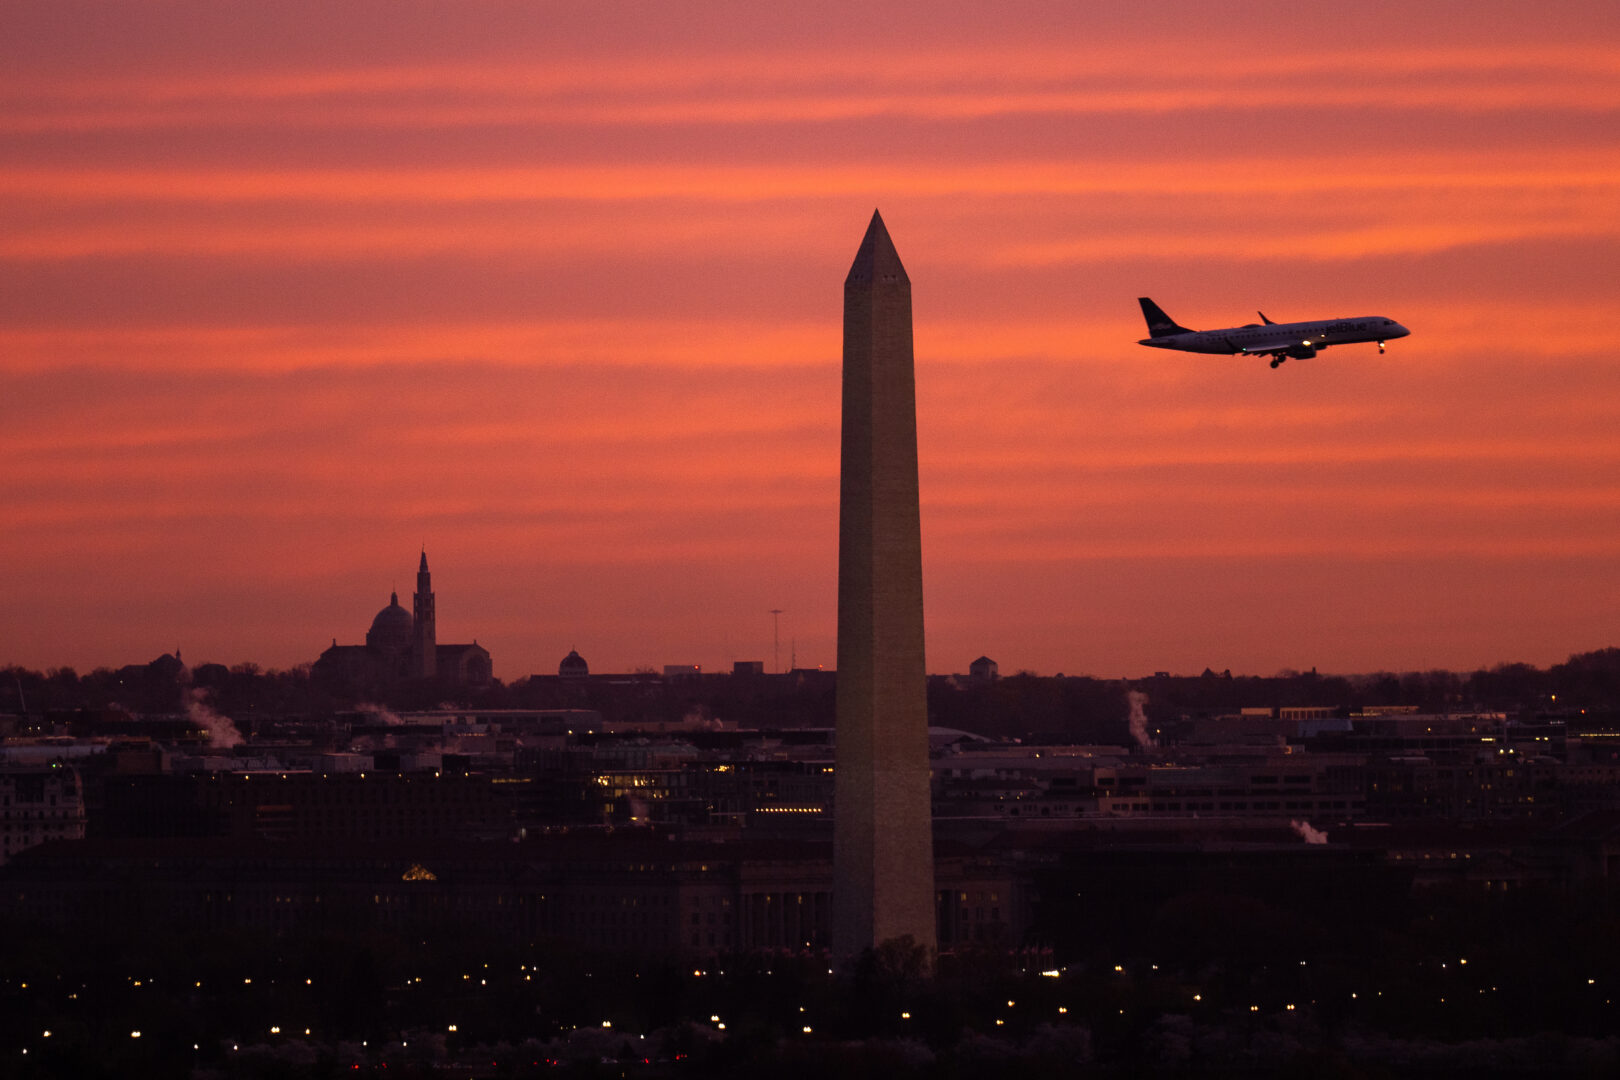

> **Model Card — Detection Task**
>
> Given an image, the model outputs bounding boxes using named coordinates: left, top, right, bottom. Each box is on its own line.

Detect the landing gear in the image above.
left=1269, top=357, right=1283, bottom=369
left=1378, top=339, right=1386, bottom=353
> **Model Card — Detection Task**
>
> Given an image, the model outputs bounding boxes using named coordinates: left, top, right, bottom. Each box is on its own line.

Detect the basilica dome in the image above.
left=365, top=592, right=414, bottom=653
left=559, top=649, right=589, bottom=678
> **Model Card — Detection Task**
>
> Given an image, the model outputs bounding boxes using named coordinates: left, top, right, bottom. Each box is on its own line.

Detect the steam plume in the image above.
left=1291, top=820, right=1329, bottom=844
left=1127, top=690, right=1156, bottom=749
left=357, top=702, right=406, bottom=726
left=185, top=687, right=243, bottom=748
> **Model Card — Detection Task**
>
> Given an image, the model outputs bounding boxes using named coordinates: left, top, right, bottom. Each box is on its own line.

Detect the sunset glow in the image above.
left=5, top=1, right=1619, bottom=677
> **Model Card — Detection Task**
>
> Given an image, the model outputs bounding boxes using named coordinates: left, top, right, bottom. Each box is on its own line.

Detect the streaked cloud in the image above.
left=6, top=45, right=1618, bottom=133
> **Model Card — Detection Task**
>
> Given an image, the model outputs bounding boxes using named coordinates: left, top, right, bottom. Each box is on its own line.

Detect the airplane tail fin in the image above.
left=1138, top=297, right=1193, bottom=337
left=1258, top=310, right=1276, bottom=325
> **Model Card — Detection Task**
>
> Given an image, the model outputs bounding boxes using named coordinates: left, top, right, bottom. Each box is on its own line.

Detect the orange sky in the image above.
left=4, top=1, right=1620, bottom=679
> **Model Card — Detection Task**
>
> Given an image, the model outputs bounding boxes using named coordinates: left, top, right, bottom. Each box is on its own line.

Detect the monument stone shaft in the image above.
left=833, top=210, right=937, bottom=962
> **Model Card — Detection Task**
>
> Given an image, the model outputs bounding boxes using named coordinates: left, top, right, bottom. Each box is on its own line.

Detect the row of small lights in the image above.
left=14, top=960, right=1613, bottom=1057
left=15, top=959, right=1602, bottom=987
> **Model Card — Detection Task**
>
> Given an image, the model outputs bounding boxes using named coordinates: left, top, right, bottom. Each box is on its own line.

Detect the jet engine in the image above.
left=1284, top=344, right=1318, bottom=360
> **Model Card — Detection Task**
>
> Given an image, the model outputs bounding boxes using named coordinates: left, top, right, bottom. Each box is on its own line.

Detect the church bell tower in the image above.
left=413, top=550, right=437, bottom=680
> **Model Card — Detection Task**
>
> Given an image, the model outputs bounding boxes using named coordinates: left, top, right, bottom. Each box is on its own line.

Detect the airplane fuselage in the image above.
left=1135, top=298, right=1410, bottom=367
left=1139, top=316, right=1407, bottom=356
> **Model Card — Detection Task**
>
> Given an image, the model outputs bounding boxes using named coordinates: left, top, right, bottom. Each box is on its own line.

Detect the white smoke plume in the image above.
left=185, top=687, right=243, bottom=749
left=682, top=706, right=725, bottom=730
left=1127, top=690, right=1156, bottom=749
left=1291, top=819, right=1329, bottom=844
left=356, top=702, right=406, bottom=726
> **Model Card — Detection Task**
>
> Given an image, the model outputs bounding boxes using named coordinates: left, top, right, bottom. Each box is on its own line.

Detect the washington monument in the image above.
left=833, top=210, right=938, bottom=963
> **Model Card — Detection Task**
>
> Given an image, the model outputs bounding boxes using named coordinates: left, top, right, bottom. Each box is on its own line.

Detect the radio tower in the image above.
left=769, top=609, right=784, bottom=673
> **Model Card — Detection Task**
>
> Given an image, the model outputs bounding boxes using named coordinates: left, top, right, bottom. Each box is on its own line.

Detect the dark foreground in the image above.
left=5, top=879, right=1620, bottom=1078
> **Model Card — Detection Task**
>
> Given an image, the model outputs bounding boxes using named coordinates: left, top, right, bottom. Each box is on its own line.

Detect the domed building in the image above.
left=314, top=552, right=492, bottom=691
left=558, top=649, right=589, bottom=679
left=365, top=593, right=414, bottom=655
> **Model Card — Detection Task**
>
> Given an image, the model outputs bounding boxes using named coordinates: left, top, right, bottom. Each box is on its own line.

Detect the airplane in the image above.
left=1137, top=297, right=1410, bottom=368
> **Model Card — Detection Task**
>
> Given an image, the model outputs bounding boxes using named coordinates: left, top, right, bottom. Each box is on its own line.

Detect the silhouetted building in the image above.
left=108, top=651, right=189, bottom=711
left=559, top=650, right=589, bottom=678
left=969, top=656, right=999, bottom=682
left=314, top=552, right=491, bottom=691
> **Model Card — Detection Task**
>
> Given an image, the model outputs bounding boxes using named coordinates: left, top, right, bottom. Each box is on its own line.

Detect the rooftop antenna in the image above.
left=769, top=609, right=784, bottom=673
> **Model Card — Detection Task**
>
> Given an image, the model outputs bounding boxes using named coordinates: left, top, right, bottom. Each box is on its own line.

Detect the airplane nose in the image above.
left=1392, top=323, right=1411, bottom=338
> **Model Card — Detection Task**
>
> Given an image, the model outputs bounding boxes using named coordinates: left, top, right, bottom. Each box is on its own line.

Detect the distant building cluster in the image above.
left=5, top=702, right=1017, bottom=954
left=4, top=683, right=1620, bottom=957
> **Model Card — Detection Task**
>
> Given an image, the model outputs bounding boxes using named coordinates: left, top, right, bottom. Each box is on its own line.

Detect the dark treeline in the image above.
left=5, top=646, right=1620, bottom=741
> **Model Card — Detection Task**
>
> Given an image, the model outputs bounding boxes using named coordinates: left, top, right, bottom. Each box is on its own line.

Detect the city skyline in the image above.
left=5, top=2, right=1620, bottom=679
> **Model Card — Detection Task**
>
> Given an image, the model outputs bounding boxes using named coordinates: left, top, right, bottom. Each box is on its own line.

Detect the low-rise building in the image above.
left=0, top=766, right=86, bottom=865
